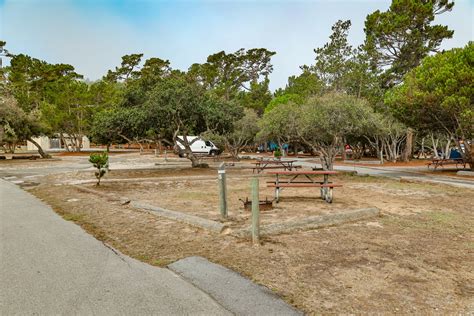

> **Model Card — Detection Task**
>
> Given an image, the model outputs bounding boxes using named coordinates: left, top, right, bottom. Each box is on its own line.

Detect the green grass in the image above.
left=61, top=213, right=85, bottom=222
left=426, top=211, right=457, bottom=224
left=152, top=258, right=170, bottom=266
left=384, top=181, right=449, bottom=193
left=135, top=254, right=151, bottom=261
left=465, top=242, right=474, bottom=250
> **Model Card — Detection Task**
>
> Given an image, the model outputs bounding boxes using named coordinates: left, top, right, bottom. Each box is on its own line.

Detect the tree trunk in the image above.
left=402, top=128, right=413, bottom=162
left=431, top=133, right=439, bottom=158
left=324, top=156, right=334, bottom=170
left=78, top=136, right=83, bottom=152
left=157, top=141, right=163, bottom=155
left=341, top=138, right=347, bottom=161
left=71, top=134, right=81, bottom=152
left=417, top=137, right=425, bottom=159
left=72, top=135, right=82, bottom=152
left=7, top=142, right=16, bottom=154
left=455, top=139, right=472, bottom=170
left=374, top=137, right=381, bottom=159
left=317, top=146, right=336, bottom=170
left=277, top=139, right=286, bottom=157
left=60, top=133, right=70, bottom=152
left=177, top=133, right=203, bottom=168
left=27, top=137, right=50, bottom=158
left=188, top=151, right=200, bottom=167
left=444, top=135, right=452, bottom=159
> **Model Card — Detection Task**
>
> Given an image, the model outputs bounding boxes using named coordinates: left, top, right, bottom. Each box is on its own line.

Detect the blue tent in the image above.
left=449, top=148, right=462, bottom=159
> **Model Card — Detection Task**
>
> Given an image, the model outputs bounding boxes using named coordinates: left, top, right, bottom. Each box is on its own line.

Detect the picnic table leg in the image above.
left=275, top=174, right=280, bottom=203
left=325, top=188, right=333, bottom=203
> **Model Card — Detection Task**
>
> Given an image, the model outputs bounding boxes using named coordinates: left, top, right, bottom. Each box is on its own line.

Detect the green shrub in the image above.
left=89, top=152, right=109, bottom=185
left=274, top=148, right=282, bottom=159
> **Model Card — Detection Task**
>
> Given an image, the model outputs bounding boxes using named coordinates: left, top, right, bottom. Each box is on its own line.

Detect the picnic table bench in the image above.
left=427, top=158, right=466, bottom=170
left=252, top=159, right=300, bottom=174
left=267, top=170, right=342, bottom=203
left=198, top=153, right=237, bottom=162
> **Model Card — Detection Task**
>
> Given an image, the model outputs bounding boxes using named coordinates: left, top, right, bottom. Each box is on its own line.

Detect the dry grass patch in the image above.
left=28, top=168, right=474, bottom=314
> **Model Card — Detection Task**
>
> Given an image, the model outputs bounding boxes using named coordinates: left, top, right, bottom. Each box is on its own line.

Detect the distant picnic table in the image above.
left=252, top=158, right=300, bottom=174
left=266, top=170, right=342, bottom=203
left=427, top=158, right=466, bottom=170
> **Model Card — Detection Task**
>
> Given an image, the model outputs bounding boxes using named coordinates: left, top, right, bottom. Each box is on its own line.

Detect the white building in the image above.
left=27, top=135, right=90, bottom=151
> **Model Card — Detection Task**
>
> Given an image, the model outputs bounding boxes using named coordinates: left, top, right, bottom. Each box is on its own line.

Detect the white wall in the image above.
left=26, top=135, right=90, bottom=151
left=26, top=136, right=50, bottom=151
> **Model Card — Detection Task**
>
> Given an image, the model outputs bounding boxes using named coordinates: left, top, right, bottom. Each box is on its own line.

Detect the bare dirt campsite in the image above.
left=3, top=153, right=473, bottom=314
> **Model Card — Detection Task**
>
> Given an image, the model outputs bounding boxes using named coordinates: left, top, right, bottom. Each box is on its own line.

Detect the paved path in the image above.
left=292, top=159, right=474, bottom=189
left=0, top=180, right=230, bottom=315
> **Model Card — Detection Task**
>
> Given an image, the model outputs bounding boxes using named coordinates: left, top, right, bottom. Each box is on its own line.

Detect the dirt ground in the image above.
left=20, top=164, right=474, bottom=314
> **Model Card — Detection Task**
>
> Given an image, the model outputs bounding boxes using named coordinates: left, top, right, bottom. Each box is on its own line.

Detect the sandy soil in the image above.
left=23, top=165, right=474, bottom=314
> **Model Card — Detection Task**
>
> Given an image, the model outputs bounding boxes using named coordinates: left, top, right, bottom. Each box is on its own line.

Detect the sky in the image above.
left=0, top=0, right=473, bottom=90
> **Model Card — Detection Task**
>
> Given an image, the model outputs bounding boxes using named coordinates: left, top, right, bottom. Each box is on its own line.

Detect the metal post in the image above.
left=251, top=177, right=260, bottom=244
left=218, top=164, right=227, bottom=219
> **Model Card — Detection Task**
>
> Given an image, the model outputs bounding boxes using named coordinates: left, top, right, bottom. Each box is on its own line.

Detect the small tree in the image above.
left=297, top=93, right=377, bottom=170
left=273, top=148, right=282, bottom=159
left=145, top=73, right=240, bottom=167
left=0, top=95, right=51, bottom=158
left=258, top=101, right=300, bottom=157
left=205, top=108, right=259, bottom=160
left=89, top=152, right=109, bottom=185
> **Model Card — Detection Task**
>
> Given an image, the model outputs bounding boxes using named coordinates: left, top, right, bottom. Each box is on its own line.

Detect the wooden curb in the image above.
left=234, top=207, right=381, bottom=237
left=73, top=185, right=131, bottom=204
left=457, top=170, right=474, bottom=177
left=66, top=174, right=255, bottom=185
left=131, top=201, right=227, bottom=234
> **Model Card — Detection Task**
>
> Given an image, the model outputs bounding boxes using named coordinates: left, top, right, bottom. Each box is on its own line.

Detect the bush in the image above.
left=274, top=148, right=282, bottom=159
left=89, top=152, right=109, bottom=185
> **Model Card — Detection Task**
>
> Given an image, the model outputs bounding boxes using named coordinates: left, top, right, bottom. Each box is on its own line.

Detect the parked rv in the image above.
left=175, top=136, right=220, bottom=157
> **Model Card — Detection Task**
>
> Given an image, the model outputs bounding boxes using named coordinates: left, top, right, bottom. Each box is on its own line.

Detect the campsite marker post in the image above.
left=218, top=164, right=228, bottom=219
left=251, top=177, right=260, bottom=244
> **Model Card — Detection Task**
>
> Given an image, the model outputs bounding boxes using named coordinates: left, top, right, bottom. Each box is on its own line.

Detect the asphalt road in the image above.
left=0, top=179, right=230, bottom=315
left=292, top=158, right=474, bottom=189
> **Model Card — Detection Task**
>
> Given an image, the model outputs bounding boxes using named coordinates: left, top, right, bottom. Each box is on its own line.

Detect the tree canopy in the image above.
left=0, top=0, right=469, bottom=166
left=386, top=42, right=473, bottom=165
left=364, top=0, right=454, bottom=87
left=189, top=48, right=276, bottom=101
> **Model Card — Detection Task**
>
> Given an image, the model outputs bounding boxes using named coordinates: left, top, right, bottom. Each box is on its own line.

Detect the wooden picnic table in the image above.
left=427, top=158, right=466, bottom=170
left=252, top=159, right=299, bottom=174
left=266, top=170, right=341, bottom=203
